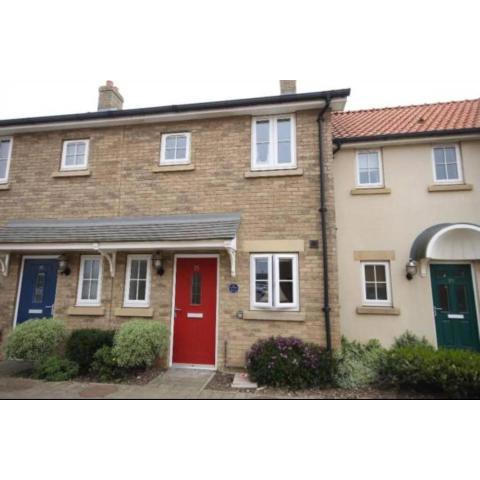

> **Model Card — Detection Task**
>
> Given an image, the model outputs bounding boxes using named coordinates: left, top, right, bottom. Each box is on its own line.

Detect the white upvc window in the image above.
left=77, top=255, right=103, bottom=306
left=160, top=132, right=191, bottom=165
left=251, top=115, right=296, bottom=170
left=0, top=137, right=13, bottom=184
left=61, top=139, right=90, bottom=171
left=432, top=144, right=463, bottom=184
left=356, top=150, right=383, bottom=187
left=124, top=254, right=151, bottom=308
left=361, top=261, right=392, bottom=307
left=250, top=254, right=299, bottom=310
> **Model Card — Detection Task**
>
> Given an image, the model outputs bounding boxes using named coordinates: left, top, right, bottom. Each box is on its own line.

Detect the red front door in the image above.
left=172, top=257, right=217, bottom=366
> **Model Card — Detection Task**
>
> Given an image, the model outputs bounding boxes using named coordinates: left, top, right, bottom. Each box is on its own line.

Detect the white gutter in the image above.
left=0, top=238, right=238, bottom=277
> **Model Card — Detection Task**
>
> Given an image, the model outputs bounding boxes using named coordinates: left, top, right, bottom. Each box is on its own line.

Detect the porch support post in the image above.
left=93, top=244, right=116, bottom=277
left=225, top=238, right=237, bottom=277
left=0, top=253, right=10, bottom=277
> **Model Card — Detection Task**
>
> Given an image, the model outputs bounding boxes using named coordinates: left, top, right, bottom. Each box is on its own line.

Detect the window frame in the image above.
left=0, top=137, right=13, bottom=184
left=76, top=255, right=103, bottom=307
left=250, top=253, right=299, bottom=311
left=361, top=261, right=392, bottom=307
left=251, top=115, right=297, bottom=171
left=124, top=254, right=152, bottom=308
left=160, top=132, right=191, bottom=166
left=61, top=139, right=90, bottom=171
left=355, top=149, right=384, bottom=188
left=432, top=144, right=463, bottom=184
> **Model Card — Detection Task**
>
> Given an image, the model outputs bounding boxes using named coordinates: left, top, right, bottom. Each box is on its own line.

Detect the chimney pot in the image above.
left=98, top=80, right=124, bottom=111
left=280, top=80, right=297, bottom=95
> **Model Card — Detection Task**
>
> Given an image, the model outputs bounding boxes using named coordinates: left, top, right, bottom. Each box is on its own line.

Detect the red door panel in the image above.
left=172, top=257, right=217, bottom=366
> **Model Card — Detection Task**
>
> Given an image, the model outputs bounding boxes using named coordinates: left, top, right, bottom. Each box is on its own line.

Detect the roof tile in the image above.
left=332, top=98, right=480, bottom=140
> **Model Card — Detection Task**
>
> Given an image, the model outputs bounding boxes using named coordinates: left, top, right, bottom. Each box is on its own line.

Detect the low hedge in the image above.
left=90, top=346, right=124, bottom=382
left=380, top=345, right=480, bottom=399
left=113, top=320, right=170, bottom=369
left=65, top=329, right=115, bottom=373
left=5, top=318, right=67, bottom=362
left=33, top=356, right=79, bottom=382
left=246, top=336, right=333, bottom=389
left=333, top=337, right=385, bottom=389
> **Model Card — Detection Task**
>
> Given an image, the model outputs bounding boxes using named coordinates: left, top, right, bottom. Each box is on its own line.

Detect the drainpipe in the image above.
left=317, top=96, right=332, bottom=351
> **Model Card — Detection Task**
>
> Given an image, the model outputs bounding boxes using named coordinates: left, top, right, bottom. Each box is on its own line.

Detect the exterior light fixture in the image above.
left=406, top=259, right=418, bottom=280
left=58, top=255, right=71, bottom=276
left=152, top=252, right=164, bottom=276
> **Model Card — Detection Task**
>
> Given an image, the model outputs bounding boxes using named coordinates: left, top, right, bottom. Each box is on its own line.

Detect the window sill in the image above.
left=52, top=169, right=91, bottom=178
left=152, top=164, right=195, bottom=173
left=245, top=168, right=303, bottom=179
left=114, top=307, right=154, bottom=318
left=68, top=306, right=105, bottom=316
left=428, top=183, right=473, bottom=192
left=356, top=306, right=400, bottom=316
left=0, top=183, right=10, bottom=190
left=243, top=310, right=305, bottom=322
left=351, top=187, right=391, bottom=195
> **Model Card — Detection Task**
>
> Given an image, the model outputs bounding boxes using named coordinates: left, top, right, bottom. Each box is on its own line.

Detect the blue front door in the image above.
left=17, top=259, right=59, bottom=325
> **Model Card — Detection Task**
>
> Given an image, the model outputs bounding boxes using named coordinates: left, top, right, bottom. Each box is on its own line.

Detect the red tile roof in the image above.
left=332, top=98, right=480, bottom=141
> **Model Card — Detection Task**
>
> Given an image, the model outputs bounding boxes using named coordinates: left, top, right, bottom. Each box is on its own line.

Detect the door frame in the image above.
left=429, top=260, right=480, bottom=348
left=13, top=255, right=60, bottom=328
left=169, top=253, right=220, bottom=370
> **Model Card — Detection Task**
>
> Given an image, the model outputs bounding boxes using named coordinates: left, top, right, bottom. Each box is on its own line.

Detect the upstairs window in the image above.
left=160, top=133, right=191, bottom=165
left=361, top=262, right=392, bottom=307
left=0, top=137, right=12, bottom=184
left=61, top=139, right=89, bottom=171
left=252, top=115, right=296, bottom=170
left=356, top=150, right=383, bottom=187
left=433, top=145, right=463, bottom=183
left=77, top=256, right=103, bottom=306
left=250, top=254, right=299, bottom=310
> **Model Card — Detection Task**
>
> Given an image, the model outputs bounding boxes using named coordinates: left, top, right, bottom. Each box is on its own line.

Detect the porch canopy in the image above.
left=0, top=212, right=241, bottom=277
left=410, top=223, right=480, bottom=261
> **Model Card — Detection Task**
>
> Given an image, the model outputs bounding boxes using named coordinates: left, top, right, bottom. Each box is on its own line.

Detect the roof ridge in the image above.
left=333, top=98, right=480, bottom=116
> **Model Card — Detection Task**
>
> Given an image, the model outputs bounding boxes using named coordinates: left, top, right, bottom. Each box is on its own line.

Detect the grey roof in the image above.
left=0, top=213, right=241, bottom=244
left=410, top=223, right=480, bottom=260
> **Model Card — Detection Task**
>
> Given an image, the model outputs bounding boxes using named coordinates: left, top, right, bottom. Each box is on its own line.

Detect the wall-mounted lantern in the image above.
left=406, top=259, right=418, bottom=280
left=152, top=252, right=164, bottom=276
left=58, top=255, right=71, bottom=276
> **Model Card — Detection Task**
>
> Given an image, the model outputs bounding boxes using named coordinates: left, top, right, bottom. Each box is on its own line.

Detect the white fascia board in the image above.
left=0, top=98, right=347, bottom=135
left=0, top=239, right=235, bottom=252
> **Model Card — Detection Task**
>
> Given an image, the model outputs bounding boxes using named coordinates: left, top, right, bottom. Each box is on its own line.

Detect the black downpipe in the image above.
left=317, top=97, right=332, bottom=351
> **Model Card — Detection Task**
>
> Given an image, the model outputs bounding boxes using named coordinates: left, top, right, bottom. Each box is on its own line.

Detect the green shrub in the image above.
left=380, top=345, right=480, bottom=399
left=90, top=346, right=124, bottom=382
left=333, top=337, right=385, bottom=389
left=32, top=356, right=79, bottom=382
left=5, top=318, right=67, bottom=362
left=65, top=329, right=115, bottom=373
left=246, top=337, right=334, bottom=389
left=392, top=331, right=432, bottom=350
left=113, top=320, right=169, bottom=369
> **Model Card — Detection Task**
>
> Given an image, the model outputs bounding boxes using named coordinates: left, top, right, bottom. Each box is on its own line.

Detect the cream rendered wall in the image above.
left=334, top=139, right=480, bottom=346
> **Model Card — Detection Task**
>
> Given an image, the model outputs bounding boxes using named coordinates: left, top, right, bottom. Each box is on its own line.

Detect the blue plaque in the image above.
left=229, top=283, right=239, bottom=294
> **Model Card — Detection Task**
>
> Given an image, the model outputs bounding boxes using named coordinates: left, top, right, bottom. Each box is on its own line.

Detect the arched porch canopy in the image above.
left=410, top=223, right=480, bottom=261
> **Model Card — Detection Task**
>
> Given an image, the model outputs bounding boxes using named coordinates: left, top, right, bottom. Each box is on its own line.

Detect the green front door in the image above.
left=430, top=264, right=480, bottom=351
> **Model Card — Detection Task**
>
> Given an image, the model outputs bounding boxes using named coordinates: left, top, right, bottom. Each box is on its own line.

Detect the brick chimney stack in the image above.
left=97, top=80, right=124, bottom=111
left=280, top=80, right=297, bottom=95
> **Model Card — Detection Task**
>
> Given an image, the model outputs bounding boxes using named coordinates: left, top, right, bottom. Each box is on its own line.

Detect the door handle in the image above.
left=45, top=305, right=55, bottom=317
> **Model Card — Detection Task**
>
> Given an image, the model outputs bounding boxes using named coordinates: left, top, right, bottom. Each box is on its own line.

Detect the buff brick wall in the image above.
left=0, top=110, right=340, bottom=366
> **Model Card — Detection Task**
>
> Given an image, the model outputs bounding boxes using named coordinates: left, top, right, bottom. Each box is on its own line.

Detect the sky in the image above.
left=0, top=0, right=478, bottom=119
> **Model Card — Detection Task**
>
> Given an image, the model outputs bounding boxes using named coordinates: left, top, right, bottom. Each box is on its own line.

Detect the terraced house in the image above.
left=1, top=82, right=479, bottom=366
left=0, top=81, right=350, bottom=368
left=332, top=99, right=480, bottom=351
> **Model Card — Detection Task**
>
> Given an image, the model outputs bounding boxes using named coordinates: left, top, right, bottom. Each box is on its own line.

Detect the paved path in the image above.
left=0, top=361, right=264, bottom=399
